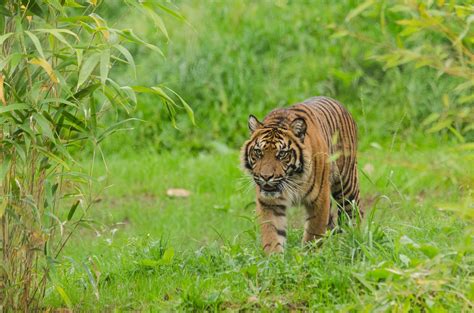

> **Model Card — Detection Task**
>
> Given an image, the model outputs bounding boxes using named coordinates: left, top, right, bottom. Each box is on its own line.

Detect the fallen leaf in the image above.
left=247, top=295, right=258, bottom=303
left=166, top=188, right=191, bottom=198
left=363, top=163, right=375, bottom=175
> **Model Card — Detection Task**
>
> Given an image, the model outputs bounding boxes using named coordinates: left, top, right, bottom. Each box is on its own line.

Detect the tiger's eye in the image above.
left=254, top=148, right=263, bottom=158
left=277, top=150, right=288, bottom=159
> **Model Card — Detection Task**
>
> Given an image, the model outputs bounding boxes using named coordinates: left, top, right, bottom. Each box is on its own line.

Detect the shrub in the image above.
left=344, top=0, right=473, bottom=142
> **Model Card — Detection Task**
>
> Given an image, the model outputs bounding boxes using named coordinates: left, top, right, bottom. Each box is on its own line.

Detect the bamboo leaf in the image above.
left=55, top=285, right=72, bottom=308
left=117, top=29, right=163, bottom=56
left=120, top=86, right=137, bottom=106
left=61, top=111, right=87, bottom=132
left=76, top=49, right=83, bottom=68
left=131, top=86, right=173, bottom=103
left=33, top=112, right=54, bottom=139
left=29, top=57, right=59, bottom=83
left=346, top=0, right=375, bottom=22
left=0, top=157, right=10, bottom=182
left=77, top=52, right=101, bottom=90
left=103, top=79, right=134, bottom=113
left=96, top=118, right=141, bottom=143
left=114, top=44, right=136, bottom=78
left=82, top=261, right=100, bottom=300
left=35, top=28, right=78, bottom=48
left=45, top=212, right=64, bottom=236
left=25, top=30, right=45, bottom=58
left=89, top=13, right=109, bottom=41
left=64, top=0, right=85, bottom=8
left=142, top=5, right=169, bottom=39
left=164, top=86, right=195, bottom=125
left=67, top=200, right=80, bottom=221
left=156, top=3, right=185, bottom=20
left=0, top=103, right=29, bottom=114
left=100, top=49, right=110, bottom=84
left=40, top=98, right=79, bottom=109
left=70, top=83, right=101, bottom=100
left=7, top=139, right=27, bottom=162
left=0, top=32, right=14, bottom=45
left=35, top=146, right=70, bottom=170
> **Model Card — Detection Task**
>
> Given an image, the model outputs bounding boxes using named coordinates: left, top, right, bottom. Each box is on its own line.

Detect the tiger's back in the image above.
left=295, top=96, right=360, bottom=212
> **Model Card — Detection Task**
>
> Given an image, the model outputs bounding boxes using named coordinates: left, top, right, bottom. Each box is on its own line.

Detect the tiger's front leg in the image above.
left=303, top=182, right=331, bottom=244
left=257, top=200, right=287, bottom=254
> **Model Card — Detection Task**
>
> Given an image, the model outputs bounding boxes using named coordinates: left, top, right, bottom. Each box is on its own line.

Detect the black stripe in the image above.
left=261, top=203, right=286, bottom=211
left=304, top=104, right=331, bottom=145
left=276, top=229, right=287, bottom=237
left=306, top=215, right=317, bottom=221
left=286, top=133, right=305, bottom=173
left=320, top=99, right=341, bottom=131
left=339, top=106, right=356, bottom=148
left=303, top=168, right=318, bottom=198
left=291, top=107, right=311, bottom=113
left=333, top=178, right=351, bottom=200
left=272, top=116, right=286, bottom=127
left=304, top=230, right=322, bottom=237
left=317, top=106, right=337, bottom=135
left=244, top=141, right=254, bottom=170
left=258, top=200, right=286, bottom=215
left=339, top=156, right=354, bottom=188
left=291, top=107, right=313, bottom=120
left=312, top=164, right=327, bottom=203
left=333, top=175, right=358, bottom=204
left=264, top=242, right=284, bottom=249
left=315, top=105, right=332, bottom=126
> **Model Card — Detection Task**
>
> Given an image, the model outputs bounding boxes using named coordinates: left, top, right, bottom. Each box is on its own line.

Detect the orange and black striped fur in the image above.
left=241, top=96, right=362, bottom=254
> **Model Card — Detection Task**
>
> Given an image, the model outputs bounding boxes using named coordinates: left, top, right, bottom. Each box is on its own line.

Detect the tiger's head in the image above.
left=241, top=113, right=307, bottom=199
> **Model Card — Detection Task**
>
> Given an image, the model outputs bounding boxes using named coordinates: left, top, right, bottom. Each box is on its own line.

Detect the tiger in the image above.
left=241, top=96, right=362, bottom=254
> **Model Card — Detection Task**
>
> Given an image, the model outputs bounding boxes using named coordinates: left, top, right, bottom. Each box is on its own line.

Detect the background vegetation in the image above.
left=103, top=0, right=472, bottom=153
left=1, top=0, right=473, bottom=311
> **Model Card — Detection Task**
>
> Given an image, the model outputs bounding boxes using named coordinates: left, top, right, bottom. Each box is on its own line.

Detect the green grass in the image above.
left=44, top=139, right=473, bottom=311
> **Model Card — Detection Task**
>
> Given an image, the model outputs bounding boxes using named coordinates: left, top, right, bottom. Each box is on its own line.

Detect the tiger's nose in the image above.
left=261, top=173, right=274, bottom=182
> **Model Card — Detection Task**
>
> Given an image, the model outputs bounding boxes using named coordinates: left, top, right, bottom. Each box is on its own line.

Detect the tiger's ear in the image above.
left=291, top=118, right=306, bottom=141
left=248, top=115, right=262, bottom=133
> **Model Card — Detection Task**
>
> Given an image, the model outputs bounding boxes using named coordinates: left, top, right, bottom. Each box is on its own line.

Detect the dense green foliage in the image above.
left=0, top=0, right=187, bottom=310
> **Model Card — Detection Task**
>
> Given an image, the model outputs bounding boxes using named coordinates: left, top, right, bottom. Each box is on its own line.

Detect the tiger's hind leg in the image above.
left=332, top=166, right=363, bottom=226
left=303, top=177, right=331, bottom=245
left=334, top=190, right=362, bottom=226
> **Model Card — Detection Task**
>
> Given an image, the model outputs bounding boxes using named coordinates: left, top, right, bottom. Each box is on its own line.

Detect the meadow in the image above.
left=1, top=0, right=472, bottom=311
left=45, top=143, right=472, bottom=311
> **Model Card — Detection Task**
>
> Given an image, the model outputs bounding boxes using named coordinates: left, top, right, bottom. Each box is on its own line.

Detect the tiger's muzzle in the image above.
left=254, top=175, right=283, bottom=198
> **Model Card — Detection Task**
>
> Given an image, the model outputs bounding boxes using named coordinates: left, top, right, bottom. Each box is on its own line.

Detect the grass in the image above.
left=44, top=138, right=473, bottom=311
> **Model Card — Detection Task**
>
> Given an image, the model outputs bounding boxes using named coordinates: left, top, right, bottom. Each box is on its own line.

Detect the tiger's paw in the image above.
left=263, top=242, right=284, bottom=254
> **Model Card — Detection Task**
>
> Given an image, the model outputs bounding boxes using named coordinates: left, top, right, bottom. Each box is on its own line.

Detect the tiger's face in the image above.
left=242, top=114, right=307, bottom=199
